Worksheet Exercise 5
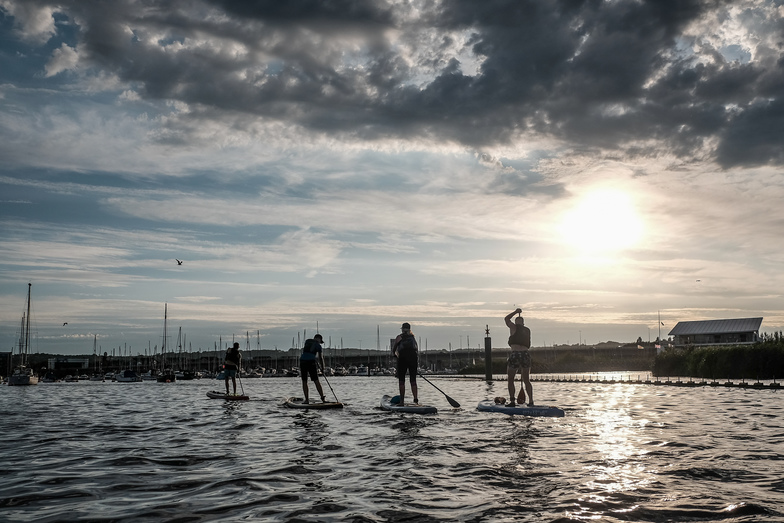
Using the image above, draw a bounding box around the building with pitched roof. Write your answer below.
[668,318,763,347]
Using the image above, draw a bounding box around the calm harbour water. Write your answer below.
[1,375,782,522]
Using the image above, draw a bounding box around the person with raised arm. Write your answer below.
[505,308,533,406]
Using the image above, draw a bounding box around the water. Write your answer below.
[1,376,782,522]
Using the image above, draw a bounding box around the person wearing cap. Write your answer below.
[391,322,419,405]
[300,333,327,404]
[224,341,242,395]
[505,308,533,406]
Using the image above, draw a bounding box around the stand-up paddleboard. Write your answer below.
[477,399,564,417]
[206,390,250,401]
[284,397,343,409]
[380,394,437,414]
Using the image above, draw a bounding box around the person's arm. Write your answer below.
[505,308,522,329]
[392,335,401,357]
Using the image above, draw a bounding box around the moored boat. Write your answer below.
[8,284,39,386]
[156,304,176,383]
[116,369,141,382]
[9,365,38,386]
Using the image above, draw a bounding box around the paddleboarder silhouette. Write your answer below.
[505,308,533,406]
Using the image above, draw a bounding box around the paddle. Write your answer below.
[319,363,341,404]
[418,372,460,408]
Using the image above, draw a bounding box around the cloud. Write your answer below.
[2,0,781,167]
[0,0,57,45]
[3,1,784,353]
[45,43,79,77]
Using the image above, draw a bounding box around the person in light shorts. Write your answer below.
[505,308,533,406]
[507,349,531,370]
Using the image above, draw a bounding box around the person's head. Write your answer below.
[232,342,240,349]
[314,334,323,342]
[515,316,525,325]
[401,322,411,333]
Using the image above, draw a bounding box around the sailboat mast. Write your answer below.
[18,311,25,360]
[24,283,31,364]
[163,303,168,369]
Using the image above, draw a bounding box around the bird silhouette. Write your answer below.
[63,322,68,326]
[176,259,183,265]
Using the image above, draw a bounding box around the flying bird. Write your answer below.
[63,322,68,326]
[176,259,183,265]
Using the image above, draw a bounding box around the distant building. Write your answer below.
[668,318,762,347]
[48,357,90,370]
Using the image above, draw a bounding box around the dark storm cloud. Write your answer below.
[5,0,783,167]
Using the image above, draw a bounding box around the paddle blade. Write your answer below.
[446,396,461,408]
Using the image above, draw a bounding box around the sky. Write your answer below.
[2,0,784,357]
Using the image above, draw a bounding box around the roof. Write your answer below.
[668,317,763,336]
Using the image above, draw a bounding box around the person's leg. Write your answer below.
[314,378,325,401]
[225,375,230,394]
[231,376,237,394]
[396,358,406,404]
[408,357,419,402]
[507,365,516,404]
[522,367,533,405]
[302,377,310,402]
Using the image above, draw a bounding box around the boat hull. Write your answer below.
[8,374,39,386]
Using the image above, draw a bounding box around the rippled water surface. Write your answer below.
[1,376,782,522]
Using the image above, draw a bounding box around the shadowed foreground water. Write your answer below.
[1,376,782,522]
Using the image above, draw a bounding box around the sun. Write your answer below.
[559,188,644,252]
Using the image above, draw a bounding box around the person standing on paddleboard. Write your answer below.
[392,322,419,406]
[505,308,533,406]
[300,334,327,404]
[224,342,242,395]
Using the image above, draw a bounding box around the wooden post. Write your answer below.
[484,325,492,382]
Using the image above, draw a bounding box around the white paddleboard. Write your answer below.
[380,394,437,414]
[206,390,249,400]
[284,396,343,409]
[477,399,564,417]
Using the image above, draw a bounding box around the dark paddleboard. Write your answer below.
[477,399,564,417]
[380,394,437,414]
[206,390,249,400]
[284,397,343,409]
